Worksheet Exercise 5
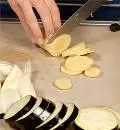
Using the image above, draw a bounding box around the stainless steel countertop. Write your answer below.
[0,23,120,130]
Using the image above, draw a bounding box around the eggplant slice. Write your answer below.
[4,95,37,121]
[51,103,79,130]
[74,107,118,130]
[16,98,55,130]
[101,107,120,129]
[36,102,67,130]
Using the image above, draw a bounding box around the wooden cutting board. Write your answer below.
[0,23,120,130]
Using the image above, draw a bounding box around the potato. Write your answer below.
[54,78,72,90]
[61,66,82,76]
[84,67,101,78]
[62,42,86,57]
[68,48,94,57]
[65,56,93,72]
[43,34,71,56]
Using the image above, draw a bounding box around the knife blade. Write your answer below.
[47,0,106,44]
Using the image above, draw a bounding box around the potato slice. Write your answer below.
[62,42,86,57]
[43,34,71,56]
[61,66,82,76]
[69,48,94,57]
[65,56,93,72]
[84,67,101,78]
[54,78,72,90]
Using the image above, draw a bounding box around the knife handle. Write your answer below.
[74,0,106,24]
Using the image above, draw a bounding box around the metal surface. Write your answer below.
[47,0,106,44]
[1,19,120,26]
[57,3,120,7]
[0,23,120,130]
[1,0,120,7]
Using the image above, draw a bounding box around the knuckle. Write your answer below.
[31,0,42,5]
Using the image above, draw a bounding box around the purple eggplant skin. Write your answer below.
[6,97,50,130]
[55,105,79,130]
[36,104,67,130]
[0,113,4,119]
[8,121,22,130]
[16,101,55,130]
[5,96,37,122]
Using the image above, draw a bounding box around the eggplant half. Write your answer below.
[15,97,55,130]
[4,95,36,122]
[74,107,119,130]
[36,102,67,130]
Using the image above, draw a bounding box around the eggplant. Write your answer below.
[4,95,36,122]
[74,107,119,130]
[0,113,5,119]
[51,103,79,130]
[0,89,21,116]
[36,102,67,130]
[16,98,55,130]
[101,107,120,129]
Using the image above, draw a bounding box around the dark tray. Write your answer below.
[0,0,120,24]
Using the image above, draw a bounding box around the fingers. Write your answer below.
[8,0,36,43]
[8,0,61,46]
[17,0,44,45]
[31,0,55,39]
[45,0,61,31]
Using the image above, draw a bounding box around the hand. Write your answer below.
[8,0,61,46]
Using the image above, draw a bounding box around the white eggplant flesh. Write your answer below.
[22,61,32,79]
[0,61,13,75]
[75,107,118,130]
[1,65,22,92]
[4,95,36,121]
[0,89,20,113]
[18,74,36,98]
[101,107,120,129]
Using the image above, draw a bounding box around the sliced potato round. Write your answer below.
[63,47,93,57]
[65,56,93,72]
[62,42,86,57]
[72,48,94,56]
[43,34,71,56]
[61,66,82,76]
[54,78,72,90]
[84,67,101,78]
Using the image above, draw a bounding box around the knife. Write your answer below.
[47,0,106,44]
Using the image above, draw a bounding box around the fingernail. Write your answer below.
[37,39,45,47]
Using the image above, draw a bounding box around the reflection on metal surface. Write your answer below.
[0,18,120,26]
[57,3,120,7]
